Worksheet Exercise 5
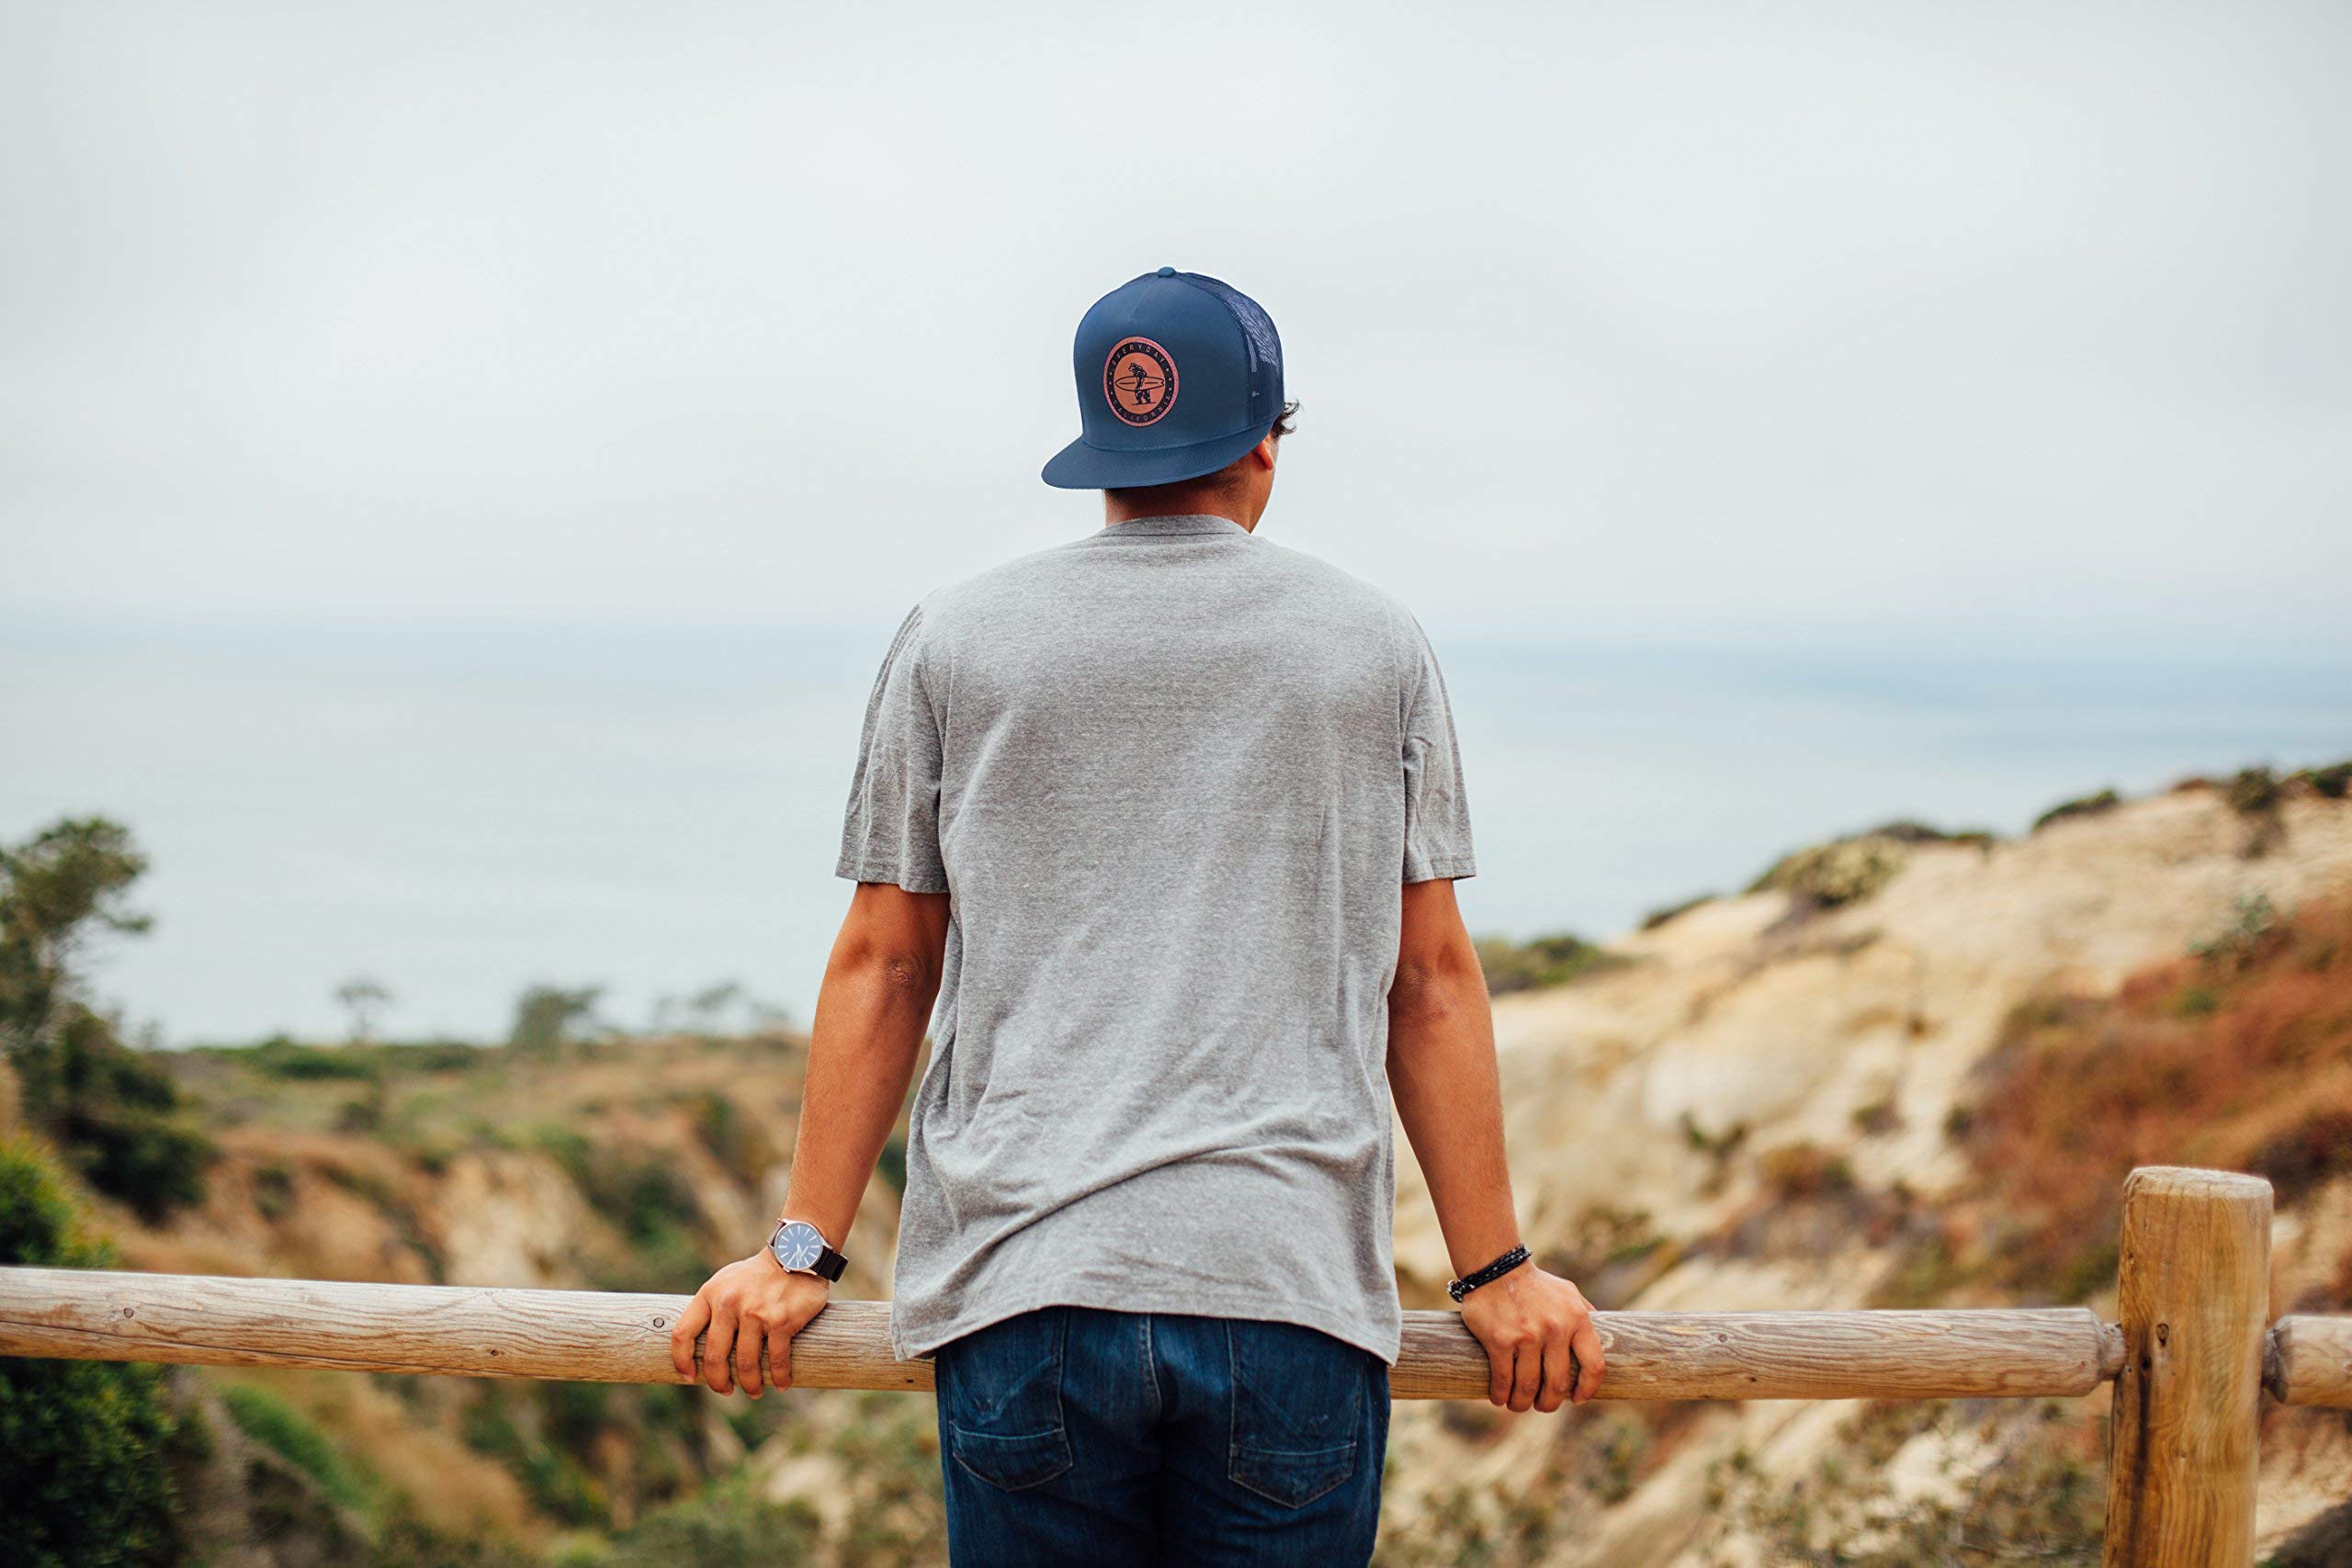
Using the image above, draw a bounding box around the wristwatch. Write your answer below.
[768,1218,849,1282]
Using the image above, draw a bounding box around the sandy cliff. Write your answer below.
[1385,784,2352,1564]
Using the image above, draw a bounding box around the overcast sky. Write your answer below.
[5,3,2349,1039]
[6,0,2347,649]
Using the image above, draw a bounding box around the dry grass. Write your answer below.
[1956,892,2352,1300]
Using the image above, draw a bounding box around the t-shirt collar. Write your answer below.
[1087,514,1250,541]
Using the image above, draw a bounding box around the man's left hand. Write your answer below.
[1456,1262,1604,1412]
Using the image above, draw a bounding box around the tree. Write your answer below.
[0,818,209,1219]
[0,817,150,1035]
[508,985,605,1056]
[333,976,394,1043]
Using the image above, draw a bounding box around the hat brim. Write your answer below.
[1040,422,1272,491]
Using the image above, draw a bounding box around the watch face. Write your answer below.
[772,1221,827,1272]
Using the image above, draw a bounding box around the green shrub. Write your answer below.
[335,1089,386,1133]
[1749,838,1905,908]
[368,1506,536,1568]
[251,1041,381,1081]
[221,1382,372,1514]
[589,1211,707,1294]
[2031,787,2120,833]
[526,1122,593,1176]
[1587,1412,1653,1503]
[610,1160,699,1244]
[0,1135,106,1268]
[1474,932,1625,995]
[1860,819,1995,849]
[686,1090,770,1187]
[532,1126,707,1292]
[62,1102,212,1220]
[538,1379,613,1458]
[1757,1141,1855,1199]
[1680,1111,1747,1159]
[2246,1110,2352,1205]
[2171,985,2221,1018]
[2228,765,2281,816]
[17,1002,214,1220]
[381,1041,483,1073]
[0,1136,182,1563]
[605,1481,823,1567]
[254,1162,295,1221]
[2190,892,2281,969]
[537,1128,697,1242]
[462,1387,607,1528]
[876,1134,910,1193]
[1851,1100,1900,1135]
[1637,894,1713,931]
[2297,760,2352,801]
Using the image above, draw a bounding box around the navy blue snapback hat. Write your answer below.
[1041,267,1285,490]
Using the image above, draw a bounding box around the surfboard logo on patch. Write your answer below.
[1103,338,1177,426]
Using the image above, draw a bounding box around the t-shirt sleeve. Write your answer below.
[836,604,949,894]
[1401,618,1476,883]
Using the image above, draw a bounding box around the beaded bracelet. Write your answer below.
[1447,1244,1532,1303]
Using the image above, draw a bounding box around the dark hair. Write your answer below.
[1103,401,1299,502]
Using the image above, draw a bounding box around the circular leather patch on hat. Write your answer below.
[1103,338,1177,426]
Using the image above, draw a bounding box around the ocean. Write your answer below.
[5,618,2346,1043]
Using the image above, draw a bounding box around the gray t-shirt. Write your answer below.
[837,513,1475,1364]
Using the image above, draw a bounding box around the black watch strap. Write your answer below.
[770,1219,850,1282]
[1447,1244,1531,1303]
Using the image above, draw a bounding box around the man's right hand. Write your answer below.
[670,1253,831,1397]
[1457,1262,1605,1413]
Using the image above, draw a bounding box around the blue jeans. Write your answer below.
[933,1306,1390,1567]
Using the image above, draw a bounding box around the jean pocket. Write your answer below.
[940,1309,1074,1492]
[1226,1319,1367,1509]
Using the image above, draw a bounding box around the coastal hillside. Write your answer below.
[1385,773,2352,1566]
[5,766,2352,1565]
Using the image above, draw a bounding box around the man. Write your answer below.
[673,268,1602,1564]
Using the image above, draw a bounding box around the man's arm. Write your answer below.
[1388,877,1604,1412]
[670,881,950,1396]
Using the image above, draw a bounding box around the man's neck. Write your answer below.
[1102,492,1258,532]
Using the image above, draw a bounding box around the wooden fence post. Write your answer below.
[2102,1166,2272,1568]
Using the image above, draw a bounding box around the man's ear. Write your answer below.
[1254,434,1278,469]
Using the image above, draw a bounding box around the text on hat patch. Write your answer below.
[1102,338,1178,426]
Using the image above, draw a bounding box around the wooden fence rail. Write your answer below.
[0,1266,2119,1403]
[0,1166,2337,1567]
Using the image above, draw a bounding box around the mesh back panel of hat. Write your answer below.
[1182,272,1283,434]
